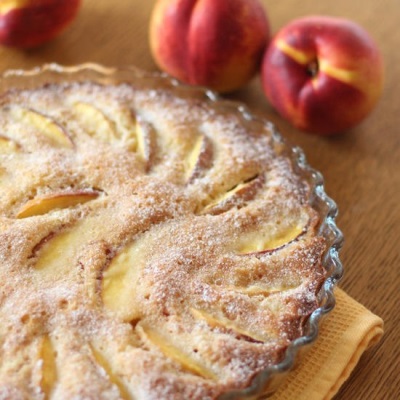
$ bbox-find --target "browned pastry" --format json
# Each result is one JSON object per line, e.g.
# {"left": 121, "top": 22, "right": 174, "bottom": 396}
{"left": 0, "top": 80, "right": 327, "bottom": 399}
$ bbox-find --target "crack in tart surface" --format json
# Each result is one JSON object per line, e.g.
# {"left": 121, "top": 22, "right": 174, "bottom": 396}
{"left": 0, "top": 66, "right": 340, "bottom": 400}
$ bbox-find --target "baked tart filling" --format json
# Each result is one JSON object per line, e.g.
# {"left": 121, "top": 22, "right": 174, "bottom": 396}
{"left": 0, "top": 67, "right": 341, "bottom": 400}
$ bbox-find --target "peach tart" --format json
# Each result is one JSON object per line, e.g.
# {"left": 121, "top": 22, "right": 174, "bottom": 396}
{"left": 0, "top": 65, "right": 343, "bottom": 399}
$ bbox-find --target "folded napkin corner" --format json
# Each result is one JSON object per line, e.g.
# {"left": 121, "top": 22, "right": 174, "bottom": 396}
{"left": 269, "top": 288, "right": 384, "bottom": 400}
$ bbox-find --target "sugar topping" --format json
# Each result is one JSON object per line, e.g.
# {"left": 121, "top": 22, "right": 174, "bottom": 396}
{"left": 0, "top": 81, "right": 327, "bottom": 399}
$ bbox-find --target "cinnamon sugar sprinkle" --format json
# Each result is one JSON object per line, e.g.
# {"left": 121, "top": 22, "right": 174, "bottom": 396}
{"left": 0, "top": 82, "right": 327, "bottom": 399}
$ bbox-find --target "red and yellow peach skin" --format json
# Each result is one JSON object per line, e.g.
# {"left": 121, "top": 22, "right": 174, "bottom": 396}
{"left": 0, "top": 0, "right": 82, "bottom": 48}
{"left": 150, "top": 0, "right": 270, "bottom": 93}
{"left": 261, "top": 16, "right": 384, "bottom": 135}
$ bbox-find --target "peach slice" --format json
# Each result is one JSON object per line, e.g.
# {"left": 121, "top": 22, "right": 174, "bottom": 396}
{"left": 39, "top": 335, "right": 57, "bottom": 398}
{"left": 89, "top": 344, "right": 131, "bottom": 400}
{"left": 17, "top": 190, "right": 100, "bottom": 219}
{"left": 135, "top": 118, "right": 157, "bottom": 171}
{"left": 185, "top": 135, "right": 213, "bottom": 182}
{"left": 19, "top": 108, "right": 73, "bottom": 148}
{"left": 101, "top": 240, "right": 146, "bottom": 322}
{"left": 33, "top": 229, "right": 80, "bottom": 276}
{"left": 0, "top": 135, "right": 19, "bottom": 153}
{"left": 113, "top": 109, "right": 138, "bottom": 151}
{"left": 137, "top": 324, "right": 217, "bottom": 380}
{"left": 200, "top": 174, "right": 265, "bottom": 215}
{"left": 238, "top": 223, "right": 305, "bottom": 255}
{"left": 191, "top": 308, "right": 268, "bottom": 342}
{"left": 73, "top": 102, "right": 117, "bottom": 143}
{"left": 33, "top": 215, "right": 103, "bottom": 279}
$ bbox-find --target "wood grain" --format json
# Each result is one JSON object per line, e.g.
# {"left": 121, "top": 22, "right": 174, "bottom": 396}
{"left": 0, "top": 0, "right": 398, "bottom": 398}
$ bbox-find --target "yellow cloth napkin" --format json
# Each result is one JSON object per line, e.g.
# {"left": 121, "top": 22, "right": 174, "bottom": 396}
{"left": 269, "top": 288, "right": 384, "bottom": 400}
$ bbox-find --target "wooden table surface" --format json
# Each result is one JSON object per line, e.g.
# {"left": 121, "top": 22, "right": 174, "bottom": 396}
{"left": 1, "top": 0, "right": 398, "bottom": 398}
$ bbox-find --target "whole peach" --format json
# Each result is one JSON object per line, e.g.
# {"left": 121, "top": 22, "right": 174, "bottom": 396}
{"left": 261, "top": 16, "right": 384, "bottom": 135}
{"left": 0, "top": 0, "right": 82, "bottom": 48}
{"left": 149, "top": 0, "right": 270, "bottom": 93}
